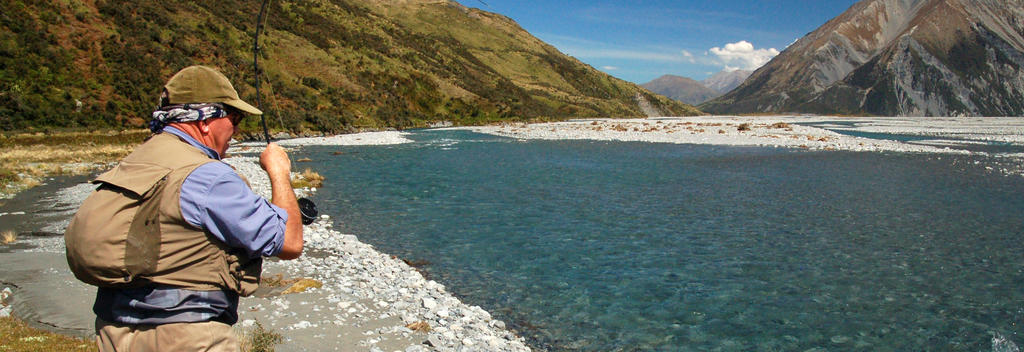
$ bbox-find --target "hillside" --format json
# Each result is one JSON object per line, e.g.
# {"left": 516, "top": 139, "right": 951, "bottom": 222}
{"left": 0, "top": 0, "right": 698, "bottom": 133}
{"left": 641, "top": 75, "right": 720, "bottom": 105}
{"left": 701, "top": 0, "right": 1024, "bottom": 117}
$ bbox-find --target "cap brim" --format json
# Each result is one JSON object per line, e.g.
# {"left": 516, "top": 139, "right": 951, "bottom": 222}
{"left": 224, "top": 99, "right": 263, "bottom": 115}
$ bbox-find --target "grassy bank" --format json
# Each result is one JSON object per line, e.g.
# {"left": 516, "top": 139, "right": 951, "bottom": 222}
{"left": 0, "top": 130, "right": 150, "bottom": 199}
{"left": 0, "top": 316, "right": 95, "bottom": 351}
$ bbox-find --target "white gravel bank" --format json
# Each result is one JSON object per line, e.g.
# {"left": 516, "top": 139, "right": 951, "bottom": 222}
{"left": 270, "top": 131, "right": 413, "bottom": 146}
{"left": 459, "top": 115, "right": 1024, "bottom": 178}
{"left": 460, "top": 115, "right": 1024, "bottom": 154}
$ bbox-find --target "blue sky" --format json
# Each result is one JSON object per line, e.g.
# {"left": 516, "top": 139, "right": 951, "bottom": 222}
{"left": 453, "top": 0, "right": 859, "bottom": 84}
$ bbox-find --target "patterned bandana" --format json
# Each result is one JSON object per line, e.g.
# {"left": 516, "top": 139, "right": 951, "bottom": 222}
{"left": 150, "top": 103, "right": 229, "bottom": 132}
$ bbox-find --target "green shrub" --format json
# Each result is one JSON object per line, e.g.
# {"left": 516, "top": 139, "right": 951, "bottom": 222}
{"left": 240, "top": 321, "right": 283, "bottom": 352}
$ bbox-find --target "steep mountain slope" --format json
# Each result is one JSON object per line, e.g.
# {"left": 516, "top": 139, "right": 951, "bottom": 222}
{"left": 702, "top": 70, "right": 752, "bottom": 94}
{"left": 0, "top": 0, "right": 697, "bottom": 132}
{"left": 702, "top": 0, "right": 1024, "bottom": 117}
{"left": 641, "top": 75, "right": 720, "bottom": 105}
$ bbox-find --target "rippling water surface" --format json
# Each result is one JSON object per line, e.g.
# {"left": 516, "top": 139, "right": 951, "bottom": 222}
{"left": 299, "top": 129, "right": 1024, "bottom": 351}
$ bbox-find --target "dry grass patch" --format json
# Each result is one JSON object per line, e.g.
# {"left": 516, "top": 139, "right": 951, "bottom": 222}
{"left": 261, "top": 274, "right": 304, "bottom": 288}
{"left": 0, "top": 130, "right": 149, "bottom": 198}
{"left": 239, "top": 320, "right": 283, "bottom": 352}
{"left": 0, "top": 316, "right": 95, "bottom": 351}
{"left": 405, "top": 321, "right": 432, "bottom": 333}
{"left": 280, "top": 279, "right": 323, "bottom": 294}
{"left": 261, "top": 274, "right": 323, "bottom": 294}
{"left": 290, "top": 168, "right": 325, "bottom": 189}
{"left": 2, "top": 306, "right": 279, "bottom": 352}
{"left": 2, "top": 230, "right": 16, "bottom": 244}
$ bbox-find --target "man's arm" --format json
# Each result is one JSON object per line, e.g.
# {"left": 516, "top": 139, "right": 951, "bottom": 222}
{"left": 261, "top": 143, "right": 303, "bottom": 260}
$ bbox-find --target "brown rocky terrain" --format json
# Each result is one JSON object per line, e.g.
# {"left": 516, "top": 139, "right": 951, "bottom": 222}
{"left": 702, "top": 0, "right": 1024, "bottom": 117}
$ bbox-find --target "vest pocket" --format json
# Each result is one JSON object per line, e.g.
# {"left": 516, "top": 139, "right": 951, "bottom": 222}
{"left": 65, "top": 164, "right": 172, "bottom": 287}
{"left": 224, "top": 251, "right": 263, "bottom": 296}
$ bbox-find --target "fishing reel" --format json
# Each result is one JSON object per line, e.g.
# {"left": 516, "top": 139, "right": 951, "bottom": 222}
{"left": 298, "top": 197, "right": 318, "bottom": 225}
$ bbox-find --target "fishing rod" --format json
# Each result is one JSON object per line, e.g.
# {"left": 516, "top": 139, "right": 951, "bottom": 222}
{"left": 254, "top": 0, "right": 272, "bottom": 144}
{"left": 254, "top": 0, "right": 319, "bottom": 225}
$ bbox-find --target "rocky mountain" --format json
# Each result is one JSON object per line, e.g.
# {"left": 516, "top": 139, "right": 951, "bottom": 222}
{"left": 642, "top": 70, "right": 754, "bottom": 105}
{"left": 641, "top": 75, "right": 720, "bottom": 105}
{"left": 0, "top": 0, "right": 697, "bottom": 132}
{"left": 702, "top": 70, "right": 752, "bottom": 94}
{"left": 702, "top": 0, "right": 1024, "bottom": 117}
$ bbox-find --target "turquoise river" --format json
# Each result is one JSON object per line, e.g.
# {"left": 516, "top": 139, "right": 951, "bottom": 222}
{"left": 297, "top": 129, "right": 1024, "bottom": 351}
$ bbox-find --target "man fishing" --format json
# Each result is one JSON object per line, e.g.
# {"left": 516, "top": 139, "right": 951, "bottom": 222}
{"left": 65, "top": 65, "right": 303, "bottom": 351}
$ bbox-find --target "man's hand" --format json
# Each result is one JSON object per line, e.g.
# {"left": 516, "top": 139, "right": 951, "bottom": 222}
{"left": 260, "top": 143, "right": 303, "bottom": 260}
{"left": 260, "top": 143, "right": 292, "bottom": 179}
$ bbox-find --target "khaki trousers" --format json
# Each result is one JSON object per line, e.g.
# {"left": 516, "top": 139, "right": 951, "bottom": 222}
{"left": 95, "top": 318, "right": 239, "bottom": 352}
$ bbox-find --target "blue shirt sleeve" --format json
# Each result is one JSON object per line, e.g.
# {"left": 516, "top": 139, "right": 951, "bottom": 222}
{"left": 179, "top": 162, "right": 288, "bottom": 258}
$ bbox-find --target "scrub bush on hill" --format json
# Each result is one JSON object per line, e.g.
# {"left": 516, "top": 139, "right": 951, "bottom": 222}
{"left": 2, "top": 0, "right": 697, "bottom": 133}
{"left": 0, "top": 1, "right": 96, "bottom": 130}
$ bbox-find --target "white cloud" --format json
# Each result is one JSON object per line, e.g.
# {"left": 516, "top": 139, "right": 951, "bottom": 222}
{"left": 709, "top": 41, "right": 779, "bottom": 71}
{"left": 602, "top": 66, "right": 619, "bottom": 70}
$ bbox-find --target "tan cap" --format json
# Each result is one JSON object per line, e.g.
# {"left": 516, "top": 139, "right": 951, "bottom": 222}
{"left": 164, "top": 65, "right": 262, "bottom": 115}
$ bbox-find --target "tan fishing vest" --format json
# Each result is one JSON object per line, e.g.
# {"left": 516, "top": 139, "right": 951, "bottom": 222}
{"left": 65, "top": 133, "right": 261, "bottom": 296}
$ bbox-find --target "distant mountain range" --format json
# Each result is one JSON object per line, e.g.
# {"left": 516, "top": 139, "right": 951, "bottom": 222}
{"left": 0, "top": 0, "right": 697, "bottom": 132}
{"left": 702, "top": 70, "right": 752, "bottom": 94}
{"left": 702, "top": 0, "right": 1024, "bottom": 117}
{"left": 641, "top": 70, "right": 752, "bottom": 105}
{"left": 641, "top": 75, "right": 719, "bottom": 105}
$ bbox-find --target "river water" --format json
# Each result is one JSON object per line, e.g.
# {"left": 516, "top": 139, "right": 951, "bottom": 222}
{"left": 297, "top": 129, "right": 1024, "bottom": 351}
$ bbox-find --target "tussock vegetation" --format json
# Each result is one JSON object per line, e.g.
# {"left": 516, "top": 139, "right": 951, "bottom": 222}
{"left": 280, "top": 278, "right": 323, "bottom": 295}
{"left": 261, "top": 274, "right": 322, "bottom": 294}
{"left": 290, "top": 168, "right": 324, "bottom": 189}
{"left": 405, "top": 321, "right": 431, "bottom": 333}
{"left": 1, "top": 230, "right": 15, "bottom": 244}
{"left": 239, "top": 320, "right": 284, "bottom": 352}
{"left": 0, "top": 130, "right": 149, "bottom": 197}
{"left": 260, "top": 274, "right": 300, "bottom": 288}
